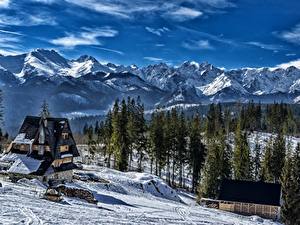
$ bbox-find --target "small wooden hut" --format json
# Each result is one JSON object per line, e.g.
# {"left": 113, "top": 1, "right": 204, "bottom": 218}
{"left": 201, "top": 179, "right": 281, "bottom": 220}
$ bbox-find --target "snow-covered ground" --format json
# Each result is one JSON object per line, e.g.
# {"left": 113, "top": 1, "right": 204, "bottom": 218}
{"left": 0, "top": 164, "right": 281, "bottom": 225}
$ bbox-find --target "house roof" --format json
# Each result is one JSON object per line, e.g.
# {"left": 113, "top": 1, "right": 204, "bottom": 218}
{"left": 218, "top": 179, "right": 281, "bottom": 206}
{"left": 7, "top": 153, "right": 43, "bottom": 175}
{"left": 19, "top": 116, "right": 40, "bottom": 140}
{"left": 18, "top": 116, "right": 79, "bottom": 159}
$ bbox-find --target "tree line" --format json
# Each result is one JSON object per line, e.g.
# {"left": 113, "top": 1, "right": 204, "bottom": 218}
{"left": 83, "top": 98, "right": 299, "bottom": 224}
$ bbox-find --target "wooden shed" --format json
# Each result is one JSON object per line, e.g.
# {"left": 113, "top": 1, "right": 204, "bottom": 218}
{"left": 217, "top": 179, "right": 281, "bottom": 220}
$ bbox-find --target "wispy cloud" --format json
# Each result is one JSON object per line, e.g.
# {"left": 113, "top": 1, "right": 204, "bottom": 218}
{"left": 65, "top": 0, "right": 131, "bottom": 19}
{"left": 144, "top": 56, "right": 163, "bottom": 62}
{"left": 145, "top": 27, "right": 169, "bottom": 36}
{"left": 93, "top": 46, "right": 124, "bottom": 55}
{"left": 0, "top": 0, "right": 10, "bottom": 8}
{"left": 29, "top": 0, "right": 56, "bottom": 4}
{"left": 286, "top": 53, "right": 296, "bottom": 57}
{"left": 192, "top": 0, "right": 235, "bottom": 8}
{"left": 0, "top": 29, "right": 23, "bottom": 36}
{"left": 164, "top": 7, "right": 203, "bottom": 22}
{"left": 277, "top": 23, "right": 300, "bottom": 45}
{"left": 51, "top": 27, "right": 118, "bottom": 48}
{"left": 246, "top": 41, "right": 284, "bottom": 51}
{"left": 0, "top": 48, "right": 23, "bottom": 56}
{"left": 0, "top": 31, "right": 23, "bottom": 55}
{"left": 0, "top": 13, "right": 56, "bottom": 27}
{"left": 182, "top": 39, "right": 214, "bottom": 50}
{"left": 65, "top": 0, "right": 233, "bottom": 21}
{"left": 178, "top": 26, "right": 237, "bottom": 46}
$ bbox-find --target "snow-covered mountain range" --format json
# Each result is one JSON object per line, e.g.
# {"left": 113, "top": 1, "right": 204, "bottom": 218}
{"left": 0, "top": 49, "right": 299, "bottom": 132}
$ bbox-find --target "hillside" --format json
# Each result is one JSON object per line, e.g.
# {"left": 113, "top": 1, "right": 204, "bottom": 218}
{"left": 0, "top": 164, "right": 281, "bottom": 225}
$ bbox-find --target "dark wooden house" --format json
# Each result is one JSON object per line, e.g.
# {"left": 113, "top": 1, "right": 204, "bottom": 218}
{"left": 1, "top": 116, "right": 79, "bottom": 180}
{"left": 201, "top": 179, "right": 281, "bottom": 220}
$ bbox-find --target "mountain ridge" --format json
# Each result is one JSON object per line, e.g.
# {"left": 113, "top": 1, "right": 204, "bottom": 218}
{"left": 0, "top": 49, "right": 299, "bottom": 133}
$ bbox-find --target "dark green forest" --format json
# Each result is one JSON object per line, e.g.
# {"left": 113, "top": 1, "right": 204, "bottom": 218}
{"left": 81, "top": 98, "right": 300, "bottom": 225}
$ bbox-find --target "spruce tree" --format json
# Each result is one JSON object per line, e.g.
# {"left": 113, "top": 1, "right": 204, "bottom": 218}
{"left": 220, "top": 133, "right": 232, "bottom": 180}
{"left": 135, "top": 99, "right": 147, "bottom": 172}
{"left": 233, "top": 119, "right": 251, "bottom": 180}
{"left": 198, "top": 138, "right": 223, "bottom": 199}
{"left": 110, "top": 99, "right": 122, "bottom": 169}
{"left": 118, "top": 99, "right": 129, "bottom": 171}
{"left": 149, "top": 111, "right": 166, "bottom": 176}
{"left": 281, "top": 144, "right": 300, "bottom": 225}
{"left": 176, "top": 112, "right": 187, "bottom": 187}
{"left": 261, "top": 138, "right": 273, "bottom": 182}
{"left": 164, "top": 111, "right": 172, "bottom": 185}
{"left": 189, "top": 114, "right": 206, "bottom": 192}
{"left": 170, "top": 108, "right": 179, "bottom": 185}
{"left": 270, "top": 132, "right": 286, "bottom": 183}
{"left": 40, "top": 100, "right": 50, "bottom": 118}
{"left": 253, "top": 134, "right": 261, "bottom": 181}
{"left": 126, "top": 97, "right": 137, "bottom": 169}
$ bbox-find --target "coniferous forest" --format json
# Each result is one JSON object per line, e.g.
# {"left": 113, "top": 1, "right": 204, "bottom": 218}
{"left": 81, "top": 97, "right": 300, "bottom": 224}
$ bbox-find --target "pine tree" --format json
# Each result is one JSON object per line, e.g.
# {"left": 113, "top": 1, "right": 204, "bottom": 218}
{"left": 233, "top": 119, "right": 251, "bottom": 180}
{"left": 176, "top": 112, "right": 187, "bottom": 187}
{"left": 164, "top": 111, "right": 172, "bottom": 185}
{"left": 135, "top": 99, "right": 147, "bottom": 172}
{"left": 281, "top": 144, "right": 300, "bottom": 225}
{"left": 205, "top": 104, "right": 216, "bottom": 139}
{"left": 83, "top": 123, "right": 89, "bottom": 135}
{"left": 104, "top": 110, "right": 113, "bottom": 167}
{"left": 149, "top": 111, "right": 166, "bottom": 176}
{"left": 94, "top": 121, "right": 100, "bottom": 135}
{"left": 110, "top": 99, "right": 122, "bottom": 169}
{"left": 261, "top": 138, "right": 273, "bottom": 182}
{"left": 40, "top": 100, "right": 50, "bottom": 118}
{"left": 126, "top": 97, "right": 137, "bottom": 170}
{"left": 253, "top": 134, "right": 261, "bottom": 181}
{"left": 189, "top": 114, "right": 206, "bottom": 192}
{"left": 170, "top": 108, "right": 179, "bottom": 185}
{"left": 198, "top": 138, "right": 223, "bottom": 199}
{"left": 270, "top": 132, "right": 286, "bottom": 183}
{"left": 118, "top": 99, "right": 129, "bottom": 171}
{"left": 220, "top": 133, "right": 232, "bottom": 180}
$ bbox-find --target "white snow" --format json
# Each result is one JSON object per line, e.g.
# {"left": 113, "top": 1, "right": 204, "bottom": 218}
{"left": 0, "top": 164, "right": 281, "bottom": 224}
{"left": 61, "top": 153, "right": 73, "bottom": 158}
{"left": 13, "top": 133, "right": 34, "bottom": 145}
{"left": 6, "top": 154, "right": 42, "bottom": 174}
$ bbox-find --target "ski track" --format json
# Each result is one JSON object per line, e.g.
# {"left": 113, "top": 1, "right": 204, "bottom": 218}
{"left": 0, "top": 165, "right": 282, "bottom": 225}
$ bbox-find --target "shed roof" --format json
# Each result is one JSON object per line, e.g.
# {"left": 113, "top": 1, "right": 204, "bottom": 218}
{"left": 218, "top": 179, "right": 281, "bottom": 206}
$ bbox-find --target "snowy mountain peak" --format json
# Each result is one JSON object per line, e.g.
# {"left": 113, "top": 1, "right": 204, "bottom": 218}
{"left": 30, "top": 49, "right": 69, "bottom": 67}
{"left": 0, "top": 49, "right": 298, "bottom": 112}
{"left": 76, "top": 55, "right": 99, "bottom": 63}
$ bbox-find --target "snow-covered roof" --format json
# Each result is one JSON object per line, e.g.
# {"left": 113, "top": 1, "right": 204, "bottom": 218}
{"left": 7, "top": 154, "right": 43, "bottom": 175}
{"left": 13, "top": 133, "right": 34, "bottom": 145}
{"left": 61, "top": 153, "right": 73, "bottom": 158}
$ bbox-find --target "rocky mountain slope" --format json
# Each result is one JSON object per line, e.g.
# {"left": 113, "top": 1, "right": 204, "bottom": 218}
{"left": 0, "top": 49, "right": 299, "bottom": 132}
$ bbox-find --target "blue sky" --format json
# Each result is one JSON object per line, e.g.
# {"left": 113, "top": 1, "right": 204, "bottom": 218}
{"left": 0, "top": 0, "right": 299, "bottom": 68}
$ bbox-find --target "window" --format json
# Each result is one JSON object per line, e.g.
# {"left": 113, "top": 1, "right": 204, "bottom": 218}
{"left": 62, "top": 133, "right": 69, "bottom": 139}
{"left": 52, "top": 159, "right": 63, "bottom": 167}
{"left": 60, "top": 145, "right": 69, "bottom": 152}
{"left": 62, "top": 157, "right": 72, "bottom": 164}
